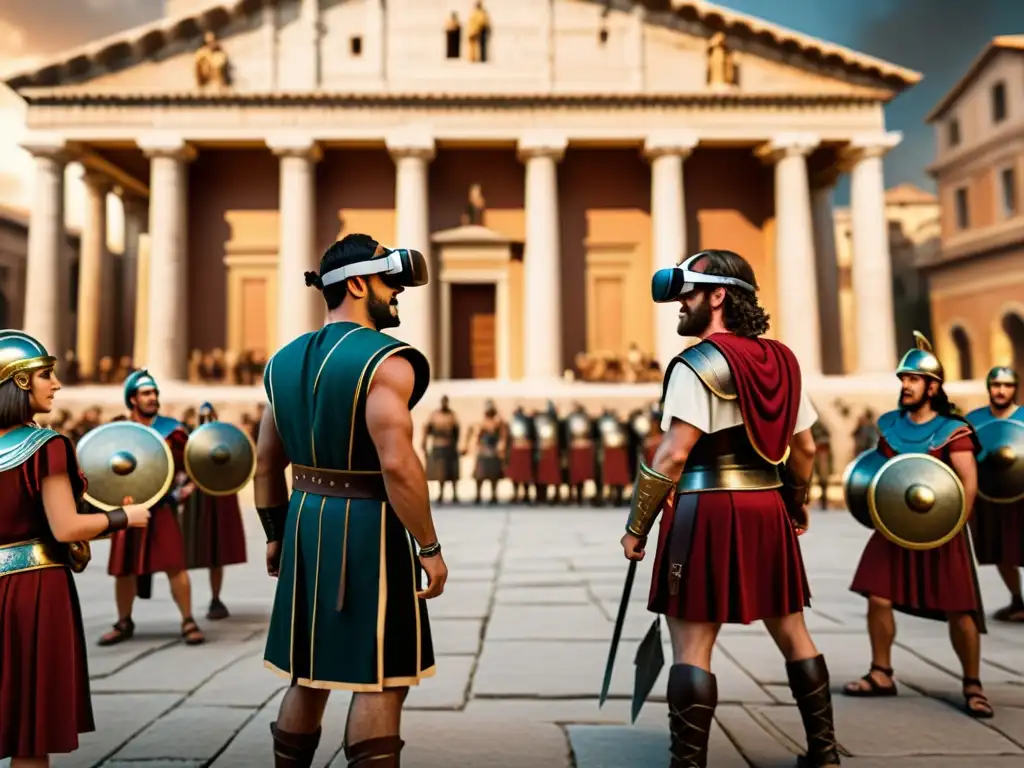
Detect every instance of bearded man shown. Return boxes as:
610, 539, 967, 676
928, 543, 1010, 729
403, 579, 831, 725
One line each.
618, 250, 839, 767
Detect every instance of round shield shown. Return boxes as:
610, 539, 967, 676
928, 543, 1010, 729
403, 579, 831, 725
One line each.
868, 453, 968, 550
600, 416, 626, 448
77, 421, 175, 511
536, 418, 556, 443
568, 413, 590, 439
842, 449, 886, 530
510, 417, 529, 440
975, 418, 1024, 503
632, 414, 651, 439
184, 421, 256, 496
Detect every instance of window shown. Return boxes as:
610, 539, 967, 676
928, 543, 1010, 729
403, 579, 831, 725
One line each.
955, 187, 969, 230
445, 13, 461, 59
349, 36, 362, 56
948, 118, 960, 148
992, 81, 1007, 123
1001, 166, 1018, 217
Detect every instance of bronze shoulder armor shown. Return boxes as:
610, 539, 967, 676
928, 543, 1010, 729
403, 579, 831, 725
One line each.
676, 341, 737, 401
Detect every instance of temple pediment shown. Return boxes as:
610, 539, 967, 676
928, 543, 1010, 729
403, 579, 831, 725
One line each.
5, 0, 918, 103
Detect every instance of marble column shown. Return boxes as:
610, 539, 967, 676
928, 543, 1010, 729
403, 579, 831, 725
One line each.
21, 136, 67, 359
269, 135, 322, 346
847, 133, 901, 373
518, 132, 567, 380
76, 171, 113, 381
811, 178, 843, 374
760, 133, 821, 374
386, 129, 435, 366
645, 132, 698, 369
120, 193, 147, 359
133, 233, 152, 368
140, 136, 195, 382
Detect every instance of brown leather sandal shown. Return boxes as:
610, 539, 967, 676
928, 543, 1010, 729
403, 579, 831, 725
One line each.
843, 663, 898, 697
181, 617, 205, 645
963, 677, 994, 719
98, 617, 135, 646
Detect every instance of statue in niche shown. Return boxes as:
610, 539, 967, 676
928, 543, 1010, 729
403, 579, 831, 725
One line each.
194, 31, 230, 90
446, 11, 462, 59
461, 183, 486, 226
706, 31, 737, 87
467, 1, 491, 63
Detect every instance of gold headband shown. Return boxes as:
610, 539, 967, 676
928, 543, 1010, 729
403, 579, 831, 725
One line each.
0, 355, 57, 390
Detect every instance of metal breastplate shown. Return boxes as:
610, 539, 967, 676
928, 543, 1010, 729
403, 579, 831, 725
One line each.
535, 416, 558, 449
678, 425, 781, 493
599, 418, 626, 449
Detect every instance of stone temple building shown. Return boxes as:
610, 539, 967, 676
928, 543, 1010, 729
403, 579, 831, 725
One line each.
7, 0, 920, 388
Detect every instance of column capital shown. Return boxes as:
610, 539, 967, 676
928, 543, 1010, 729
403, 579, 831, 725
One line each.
643, 131, 699, 160
386, 127, 436, 161
811, 165, 842, 191
267, 132, 323, 161
138, 134, 197, 161
81, 169, 115, 195
517, 131, 567, 162
840, 131, 902, 166
755, 132, 820, 163
119, 189, 148, 217
19, 132, 69, 161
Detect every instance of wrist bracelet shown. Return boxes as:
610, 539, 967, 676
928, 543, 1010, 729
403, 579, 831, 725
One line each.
418, 541, 442, 558
101, 508, 129, 536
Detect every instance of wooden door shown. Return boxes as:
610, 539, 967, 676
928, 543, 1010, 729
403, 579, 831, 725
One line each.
592, 276, 625, 354
450, 283, 497, 379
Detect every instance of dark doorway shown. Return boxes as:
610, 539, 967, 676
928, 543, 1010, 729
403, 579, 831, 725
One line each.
450, 283, 496, 379
951, 325, 973, 380
1002, 312, 1024, 380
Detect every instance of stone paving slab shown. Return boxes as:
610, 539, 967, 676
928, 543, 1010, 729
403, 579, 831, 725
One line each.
110, 705, 256, 761
567, 724, 748, 767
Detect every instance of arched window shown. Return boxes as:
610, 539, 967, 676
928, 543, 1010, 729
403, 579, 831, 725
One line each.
1002, 312, 1024, 380
951, 326, 973, 380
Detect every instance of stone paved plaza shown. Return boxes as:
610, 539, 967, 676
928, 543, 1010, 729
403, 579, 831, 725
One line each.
7, 503, 1024, 768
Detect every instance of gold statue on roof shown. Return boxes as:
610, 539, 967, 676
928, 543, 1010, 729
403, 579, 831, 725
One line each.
194, 31, 229, 90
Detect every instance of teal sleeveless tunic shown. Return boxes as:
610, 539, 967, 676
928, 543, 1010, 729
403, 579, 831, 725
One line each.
262, 322, 434, 691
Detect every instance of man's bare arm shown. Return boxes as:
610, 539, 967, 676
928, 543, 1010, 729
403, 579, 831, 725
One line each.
254, 402, 290, 541
786, 429, 817, 485
366, 355, 438, 547
949, 450, 978, 516
651, 419, 703, 481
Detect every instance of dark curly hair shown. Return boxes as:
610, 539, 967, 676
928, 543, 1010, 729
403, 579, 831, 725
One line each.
694, 249, 770, 338
305, 233, 381, 310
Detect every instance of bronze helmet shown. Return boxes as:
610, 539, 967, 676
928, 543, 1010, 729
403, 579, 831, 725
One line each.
0, 330, 57, 390
986, 366, 1019, 387
896, 331, 943, 382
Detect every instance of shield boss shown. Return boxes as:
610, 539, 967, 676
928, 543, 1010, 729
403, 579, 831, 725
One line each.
184, 421, 256, 496
77, 421, 175, 511
975, 418, 1024, 503
868, 453, 967, 550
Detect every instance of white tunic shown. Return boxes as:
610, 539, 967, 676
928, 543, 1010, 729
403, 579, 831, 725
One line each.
661, 362, 818, 435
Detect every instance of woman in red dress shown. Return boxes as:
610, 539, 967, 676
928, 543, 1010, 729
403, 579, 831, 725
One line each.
0, 330, 151, 767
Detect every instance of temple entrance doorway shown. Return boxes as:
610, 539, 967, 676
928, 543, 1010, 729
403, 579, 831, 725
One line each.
450, 283, 496, 379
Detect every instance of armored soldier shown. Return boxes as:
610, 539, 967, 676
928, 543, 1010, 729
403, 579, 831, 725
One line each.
966, 366, 1024, 622
810, 419, 832, 509
99, 370, 205, 646
565, 403, 596, 505
616, 250, 838, 767
505, 406, 534, 503
596, 408, 631, 506
255, 234, 447, 767
532, 400, 563, 504
844, 332, 991, 719
463, 399, 507, 504
423, 395, 460, 503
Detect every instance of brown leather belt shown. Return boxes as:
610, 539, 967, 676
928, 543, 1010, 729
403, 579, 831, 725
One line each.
291, 465, 388, 500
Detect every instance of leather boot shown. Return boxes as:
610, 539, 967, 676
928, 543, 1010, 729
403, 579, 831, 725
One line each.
786, 655, 841, 766
667, 664, 718, 768
270, 724, 321, 768
345, 735, 405, 767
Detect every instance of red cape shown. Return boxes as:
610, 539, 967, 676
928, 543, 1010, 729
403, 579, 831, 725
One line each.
705, 333, 801, 463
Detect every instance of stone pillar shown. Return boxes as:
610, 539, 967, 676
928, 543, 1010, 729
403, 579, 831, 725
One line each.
760, 133, 821, 374
21, 136, 67, 358
120, 193, 148, 359
386, 129, 436, 365
847, 133, 901, 373
518, 132, 567, 380
300, 0, 321, 89
269, 135, 322, 346
133, 233, 151, 368
76, 171, 113, 381
140, 136, 195, 382
811, 178, 843, 374
645, 131, 698, 369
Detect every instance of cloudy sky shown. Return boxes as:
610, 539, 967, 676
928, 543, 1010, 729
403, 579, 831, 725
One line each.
1, 0, 1023, 218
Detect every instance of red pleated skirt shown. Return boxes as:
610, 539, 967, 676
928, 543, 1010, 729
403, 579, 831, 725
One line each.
602, 447, 631, 486
185, 494, 248, 569
970, 498, 1024, 567
0, 568, 94, 759
108, 502, 187, 576
648, 489, 811, 624
535, 447, 561, 485
506, 447, 533, 483
849, 530, 981, 621
568, 446, 595, 484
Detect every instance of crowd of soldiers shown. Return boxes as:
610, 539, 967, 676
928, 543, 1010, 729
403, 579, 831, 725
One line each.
53, 348, 268, 386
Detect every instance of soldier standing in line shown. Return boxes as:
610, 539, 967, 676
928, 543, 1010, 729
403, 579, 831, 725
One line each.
532, 401, 563, 504
506, 406, 534, 503
422, 395, 460, 504
565, 403, 597, 505
596, 408, 631, 506
463, 399, 507, 504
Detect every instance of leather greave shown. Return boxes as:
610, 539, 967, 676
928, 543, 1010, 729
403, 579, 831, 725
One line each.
345, 735, 405, 767
667, 664, 718, 768
270, 724, 322, 768
786, 655, 841, 766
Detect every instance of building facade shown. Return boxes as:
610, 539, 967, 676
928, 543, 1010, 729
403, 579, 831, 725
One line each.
925, 35, 1024, 381
7, 0, 918, 383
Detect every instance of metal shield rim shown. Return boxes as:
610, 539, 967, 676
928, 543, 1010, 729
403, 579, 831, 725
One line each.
975, 419, 1024, 503
78, 421, 175, 511
867, 453, 967, 551
183, 422, 257, 496
841, 449, 875, 513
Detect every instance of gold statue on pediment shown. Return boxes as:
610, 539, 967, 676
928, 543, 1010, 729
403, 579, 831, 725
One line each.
467, 1, 491, 63
194, 31, 229, 90
706, 32, 737, 88
461, 183, 487, 226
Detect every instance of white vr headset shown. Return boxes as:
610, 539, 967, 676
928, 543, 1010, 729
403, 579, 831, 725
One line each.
651, 253, 756, 302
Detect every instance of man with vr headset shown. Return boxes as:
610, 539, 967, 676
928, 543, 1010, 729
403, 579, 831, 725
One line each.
618, 250, 839, 767
253, 234, 448, 768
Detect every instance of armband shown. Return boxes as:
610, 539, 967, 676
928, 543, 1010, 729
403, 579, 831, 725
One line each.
101, 508, 129, 536
625, 461, 674, 538
257, 503, 289, 543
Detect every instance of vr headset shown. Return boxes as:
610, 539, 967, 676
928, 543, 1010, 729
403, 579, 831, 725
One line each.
320, 246, 429, 290
651, 252, 756, 303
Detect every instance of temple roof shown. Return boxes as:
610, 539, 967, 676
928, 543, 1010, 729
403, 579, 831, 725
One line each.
884, 183, 938, 205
